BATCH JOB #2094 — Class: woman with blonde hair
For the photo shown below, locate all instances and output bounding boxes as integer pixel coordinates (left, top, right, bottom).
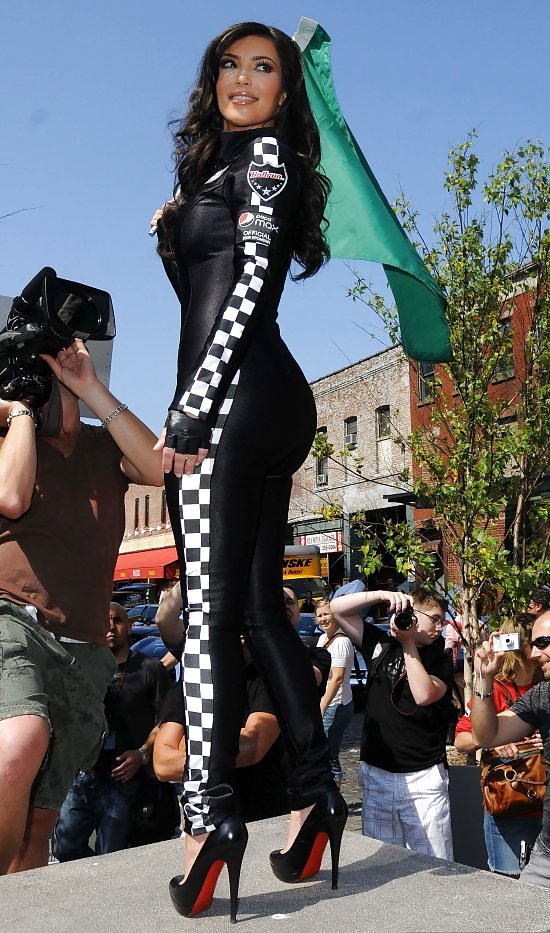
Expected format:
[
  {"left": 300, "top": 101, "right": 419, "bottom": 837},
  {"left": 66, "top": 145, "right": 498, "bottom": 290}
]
[{"left": 315, "top": 599, "right": 355, "bottom": 789}]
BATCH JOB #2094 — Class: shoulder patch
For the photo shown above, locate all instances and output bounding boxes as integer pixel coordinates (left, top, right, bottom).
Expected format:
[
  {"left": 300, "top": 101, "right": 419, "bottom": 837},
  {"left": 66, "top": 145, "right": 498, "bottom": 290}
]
[
  {"left": 247, "top": 161, "right": 287, "bottom": 201},
  {"left": 237, "top": 210, "right": 279, "bottom": 247}
]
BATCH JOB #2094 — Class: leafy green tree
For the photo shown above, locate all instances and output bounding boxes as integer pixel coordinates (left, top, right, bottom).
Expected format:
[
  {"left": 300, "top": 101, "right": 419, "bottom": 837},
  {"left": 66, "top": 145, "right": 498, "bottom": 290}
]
[{"left": 345, "top": 135, "right": 549, "bottom": 696}]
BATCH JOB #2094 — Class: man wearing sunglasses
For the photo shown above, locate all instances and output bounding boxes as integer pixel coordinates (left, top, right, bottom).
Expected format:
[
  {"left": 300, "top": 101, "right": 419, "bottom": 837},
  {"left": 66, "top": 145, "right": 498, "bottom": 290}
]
[{"left": 472, "top": 609, "right": 550, "bottom": 887}]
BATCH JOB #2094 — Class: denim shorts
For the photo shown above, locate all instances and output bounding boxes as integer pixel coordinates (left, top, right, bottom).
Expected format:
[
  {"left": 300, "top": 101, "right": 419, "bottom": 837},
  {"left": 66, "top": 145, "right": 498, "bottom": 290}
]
[{"left": 0, "top": 600, "right": 116, "bottom": 811}]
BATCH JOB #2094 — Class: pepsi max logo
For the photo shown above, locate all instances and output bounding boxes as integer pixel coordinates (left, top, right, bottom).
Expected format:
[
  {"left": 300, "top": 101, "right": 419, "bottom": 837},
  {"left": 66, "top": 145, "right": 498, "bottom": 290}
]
[{"left": 238, "top": 212, "right": 279, "bottom": 233}]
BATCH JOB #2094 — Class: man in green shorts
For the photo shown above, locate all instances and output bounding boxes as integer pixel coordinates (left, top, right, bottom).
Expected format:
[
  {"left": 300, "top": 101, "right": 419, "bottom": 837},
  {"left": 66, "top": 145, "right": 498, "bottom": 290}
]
[{"left": 0, "top": 338, "right": 163, "bottom": 873}]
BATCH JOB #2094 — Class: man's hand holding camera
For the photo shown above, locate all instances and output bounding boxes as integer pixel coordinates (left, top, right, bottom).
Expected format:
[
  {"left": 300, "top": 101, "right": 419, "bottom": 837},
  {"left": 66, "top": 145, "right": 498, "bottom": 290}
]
[
  {"left": 40, "top": 338, "right": 99, "bottom": 405},
  {"left": 474, "top": 633, "right": 506, "bottom": 687},
  {"left": 390, "top": 603, "right": 418, "bottom": 645}
]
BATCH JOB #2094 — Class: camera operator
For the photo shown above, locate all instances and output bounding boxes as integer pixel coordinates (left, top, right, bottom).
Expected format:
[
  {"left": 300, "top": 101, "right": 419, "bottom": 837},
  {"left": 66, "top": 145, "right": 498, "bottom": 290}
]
[
  {"left": 471, "top": 609, "right": 550, "bottom": 887},
  {"left": 331, "top": 586, "right": 455, "bottom": 860},
  {"left": 0, "top": 337, "right": 163, "bottom": 874}
]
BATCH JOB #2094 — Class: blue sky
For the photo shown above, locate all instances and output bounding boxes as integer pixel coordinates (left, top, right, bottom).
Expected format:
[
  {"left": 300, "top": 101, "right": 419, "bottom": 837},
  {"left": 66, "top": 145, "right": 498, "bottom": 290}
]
[{"left": 1, "top": 0, "right": 548, "bottom": 430}]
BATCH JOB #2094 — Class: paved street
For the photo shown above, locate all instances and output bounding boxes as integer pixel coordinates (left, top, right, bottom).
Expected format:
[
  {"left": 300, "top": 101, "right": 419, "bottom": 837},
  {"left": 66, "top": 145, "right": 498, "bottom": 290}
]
[{"left": 338, "top": 710, "right": 364, "bottom": 833}]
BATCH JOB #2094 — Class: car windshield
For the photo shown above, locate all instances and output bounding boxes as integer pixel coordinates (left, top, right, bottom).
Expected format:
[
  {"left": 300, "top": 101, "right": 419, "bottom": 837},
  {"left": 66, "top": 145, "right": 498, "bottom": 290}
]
[
  {"left": 286, "top": 579, "right": 326, "bottom": 600},
  {"left": 297, "top": 615, "right": 322, "bottom": 638}
]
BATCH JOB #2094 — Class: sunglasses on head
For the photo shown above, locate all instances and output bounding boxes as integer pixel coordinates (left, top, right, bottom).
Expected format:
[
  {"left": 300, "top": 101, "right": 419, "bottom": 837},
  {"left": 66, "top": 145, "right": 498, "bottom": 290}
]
[{"left": 531, "top": 635, "right": 550, "bottom": 650}]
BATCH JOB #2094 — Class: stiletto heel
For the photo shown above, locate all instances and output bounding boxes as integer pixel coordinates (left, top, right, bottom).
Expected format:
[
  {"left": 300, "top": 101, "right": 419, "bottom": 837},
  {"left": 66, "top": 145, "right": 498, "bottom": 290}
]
[
  {"left": 269, "top": 790, "right": 348, "bottom": 888},
  {"left": 169, "top": 815, "right": 248, "bottom": 921},
  {"left": 227, "top": 841, "right": 246, "bottom": 923}
]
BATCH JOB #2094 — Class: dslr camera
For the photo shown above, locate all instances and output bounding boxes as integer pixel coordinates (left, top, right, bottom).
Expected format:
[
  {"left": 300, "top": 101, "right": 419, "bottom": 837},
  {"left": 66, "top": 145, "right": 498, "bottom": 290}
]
[
  {"left": 0, "top": 267, "right": 115, "bottom": 434},
  {"left": 394, "top": 604, "right": 416, "bottom": 631},
  {"left": 492, "top": 632, "right": 520, "bottom": 652}
]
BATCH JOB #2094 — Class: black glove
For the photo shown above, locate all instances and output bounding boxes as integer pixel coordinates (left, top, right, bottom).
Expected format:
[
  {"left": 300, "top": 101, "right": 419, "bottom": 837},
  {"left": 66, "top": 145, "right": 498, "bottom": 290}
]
[{"left": 164, "top": 409, "right": 211, "bottom": 456}]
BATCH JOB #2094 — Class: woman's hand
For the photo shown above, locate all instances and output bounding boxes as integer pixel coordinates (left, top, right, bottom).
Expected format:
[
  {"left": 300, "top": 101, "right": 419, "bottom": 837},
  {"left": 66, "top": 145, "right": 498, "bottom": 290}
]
[
  {"left": 149, "top": 199, "right": 176, "bottom": 236},
  {"left": 521, "top": 730, "right": 544, "bottom": 751},
  {"left": 154, "top": 410, "right": 211, "bottom": 476},
  {"left": 493, "top": 743, "right": 519, "bottom": 758}
]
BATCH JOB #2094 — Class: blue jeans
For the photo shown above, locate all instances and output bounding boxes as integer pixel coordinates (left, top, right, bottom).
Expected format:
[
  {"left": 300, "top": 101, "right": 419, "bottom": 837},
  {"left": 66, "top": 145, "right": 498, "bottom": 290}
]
[
  {"left": 322, "top": 701, "right": 354, "bottom": 781},
  {"left": 52, "top": 770, "right": 140, "bottom": 860},
  {"left": 483, "top": 809, "right": 542, "bottom": 876}
]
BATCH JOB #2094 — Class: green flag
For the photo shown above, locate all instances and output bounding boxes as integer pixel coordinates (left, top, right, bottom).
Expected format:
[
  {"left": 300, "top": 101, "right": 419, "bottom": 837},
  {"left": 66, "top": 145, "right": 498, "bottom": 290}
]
[{"left": 294, "top": 18, "right": 451, "bottom": 363}]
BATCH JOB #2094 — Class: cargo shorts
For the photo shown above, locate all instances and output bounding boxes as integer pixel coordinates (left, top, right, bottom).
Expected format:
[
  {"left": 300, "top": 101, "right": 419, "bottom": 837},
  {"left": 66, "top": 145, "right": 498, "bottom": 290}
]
[{"left": 0, "top": 599, "right": 117, "bottom": 811}]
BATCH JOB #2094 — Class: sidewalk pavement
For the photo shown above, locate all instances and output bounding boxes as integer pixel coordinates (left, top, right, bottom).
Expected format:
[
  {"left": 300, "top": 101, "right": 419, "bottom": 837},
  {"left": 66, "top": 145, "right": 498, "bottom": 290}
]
[
  {"left": 3, "top": 813, "right": 550, "bottom": 932},
  {"left": 338, "top": 709, "right": 364, "bottom": 833}
]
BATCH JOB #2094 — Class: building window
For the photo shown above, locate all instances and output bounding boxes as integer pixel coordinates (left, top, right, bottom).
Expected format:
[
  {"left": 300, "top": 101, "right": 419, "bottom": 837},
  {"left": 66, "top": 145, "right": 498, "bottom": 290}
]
[
  {"left": 498, "top": 415, "right": 519, "bottom": 476},
  {"left": 376, "top": 406, "right": 392, "bottom": 474},
  {"left": 144, "top": 495, "right": 150, "bottom": 529},
  {"left": 344, "top": 416, "right": 357, "bottom": 448},
  {"left": 418, "top": 361, "right": 435, "bottom": 403},
  {"left": 493, "top": 317, "right": 515, "bottom": 381},
  {"left": 161, "top": 490, "right": 167, "bottom": 525},
  {"left": 375, "top": 405, "right": 391, "bottom": 439},
  {"left": 316, "top": 426, "right": 329, "bottom": 486},
  {"left": 133, "top": 498, "right": 140, "bottom": 531}
]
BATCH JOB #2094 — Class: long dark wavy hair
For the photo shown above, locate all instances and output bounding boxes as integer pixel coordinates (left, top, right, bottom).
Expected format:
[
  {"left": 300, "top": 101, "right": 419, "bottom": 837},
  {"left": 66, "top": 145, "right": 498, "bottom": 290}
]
[{"left": 158, "top": 22, "right": 330, "bottom": 280}]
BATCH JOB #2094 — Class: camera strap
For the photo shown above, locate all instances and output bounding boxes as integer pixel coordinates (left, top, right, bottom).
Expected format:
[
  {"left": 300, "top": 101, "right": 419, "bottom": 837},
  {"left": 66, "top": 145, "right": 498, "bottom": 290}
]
[{"left": 36, "top": 378, "right": 62, "bottom": 437}]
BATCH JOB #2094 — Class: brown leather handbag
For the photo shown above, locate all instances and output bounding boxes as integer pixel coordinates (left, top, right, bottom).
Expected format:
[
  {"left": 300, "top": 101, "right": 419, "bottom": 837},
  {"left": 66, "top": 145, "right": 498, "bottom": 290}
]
[{"left": 480, "top": 742, "right": 547, "bottom": 816}]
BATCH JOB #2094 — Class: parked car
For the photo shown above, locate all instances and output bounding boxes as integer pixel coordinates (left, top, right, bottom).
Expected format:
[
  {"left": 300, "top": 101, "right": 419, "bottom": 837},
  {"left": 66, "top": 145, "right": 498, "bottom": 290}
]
[
  {"left": 112, "top": 583, "right": 154, "bottom": 609},
  {"left": 296, "top": 612, "right": 322, "bottom": 649},
  {"left": 129, "top": 616, "right": 180, "bottom": 683},
  {"left": 127, "top": 603, "right": 160, "bottom": 625}
]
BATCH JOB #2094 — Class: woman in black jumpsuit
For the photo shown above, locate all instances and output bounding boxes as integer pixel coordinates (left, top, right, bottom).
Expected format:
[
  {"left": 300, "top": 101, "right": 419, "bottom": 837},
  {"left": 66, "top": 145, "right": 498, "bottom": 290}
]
[{"left": 155, "top": 23, "right": 347, "bottom": 920}]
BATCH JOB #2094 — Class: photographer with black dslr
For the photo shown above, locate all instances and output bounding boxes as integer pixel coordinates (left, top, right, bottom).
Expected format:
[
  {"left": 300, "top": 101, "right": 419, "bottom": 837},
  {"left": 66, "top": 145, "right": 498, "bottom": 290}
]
[
  {"left": 331, "top": 586, "right": 455, "bottom": 860},
  {"left": 0, "top": 289, "right": 163, "bottom": 874}
]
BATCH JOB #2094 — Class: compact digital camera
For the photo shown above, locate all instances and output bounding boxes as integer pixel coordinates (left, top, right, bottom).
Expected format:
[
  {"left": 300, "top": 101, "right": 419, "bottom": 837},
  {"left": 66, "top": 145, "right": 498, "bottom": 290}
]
[{"left": 492, "top": 632, "right": 520, "bottom": 652}]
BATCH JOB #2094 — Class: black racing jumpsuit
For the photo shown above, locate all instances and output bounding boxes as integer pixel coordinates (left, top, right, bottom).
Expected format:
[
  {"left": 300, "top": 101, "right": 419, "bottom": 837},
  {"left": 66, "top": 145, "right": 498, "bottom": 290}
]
[{"left": 163, "top": 130, "right": 332, "bottom": 834}]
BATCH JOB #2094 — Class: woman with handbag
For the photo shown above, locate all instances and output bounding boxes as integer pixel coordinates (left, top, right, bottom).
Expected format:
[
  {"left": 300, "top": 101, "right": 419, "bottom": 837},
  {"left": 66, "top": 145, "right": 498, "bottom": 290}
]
[{"left": 454, "top": 615, "right": 544, "bottom": 876}]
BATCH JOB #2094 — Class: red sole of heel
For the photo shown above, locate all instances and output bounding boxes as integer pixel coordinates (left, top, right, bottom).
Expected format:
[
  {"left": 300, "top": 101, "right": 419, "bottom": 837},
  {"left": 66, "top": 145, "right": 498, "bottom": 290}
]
[
  {"left": 298, "top": 832, "right": 329, "bottom": 881},
  {"left": 191, "top": 860, "right": 224, "bottom": 916}
]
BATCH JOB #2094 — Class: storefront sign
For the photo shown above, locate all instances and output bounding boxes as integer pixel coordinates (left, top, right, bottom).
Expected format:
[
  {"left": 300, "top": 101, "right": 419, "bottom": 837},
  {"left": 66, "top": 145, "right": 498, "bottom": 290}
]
[{"left": 298, "top": 531, "right": 344, "bottom": 553}]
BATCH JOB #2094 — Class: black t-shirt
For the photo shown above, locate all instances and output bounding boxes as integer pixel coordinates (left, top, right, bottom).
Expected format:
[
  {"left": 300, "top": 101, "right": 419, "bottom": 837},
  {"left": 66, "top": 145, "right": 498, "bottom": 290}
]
[
  {"left": 94, "top": 650, "right": 171, "bottom": 776},
  {"left": 161, "top": 665, "right": 289, "bottom": 822},
  {"left": 307, "top": 646, "right": 331, "bottom": 696},
  {"left": 510, "top": 681, "right": 550, "bottom": 849},
  {"left": 360, "top": 622, "right": 454, "bottom": 772}
]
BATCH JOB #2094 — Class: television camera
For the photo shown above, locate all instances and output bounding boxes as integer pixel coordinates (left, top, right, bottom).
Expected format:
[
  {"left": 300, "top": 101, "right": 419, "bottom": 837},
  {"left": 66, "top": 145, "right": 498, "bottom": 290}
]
[{"left": 0, "top": 267, "right": 115, "bottom": 434}]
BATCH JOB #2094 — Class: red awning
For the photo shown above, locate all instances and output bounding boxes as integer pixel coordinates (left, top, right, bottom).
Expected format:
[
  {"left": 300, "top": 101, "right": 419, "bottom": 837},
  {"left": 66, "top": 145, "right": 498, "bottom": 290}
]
[{"left": 114, "top": 547, "right": 179, "bottom": 581}]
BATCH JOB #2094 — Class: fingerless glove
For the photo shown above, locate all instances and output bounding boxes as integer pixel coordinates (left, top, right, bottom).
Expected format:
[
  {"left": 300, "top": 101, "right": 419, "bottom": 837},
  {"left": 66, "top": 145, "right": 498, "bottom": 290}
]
[{"left": 164, "top": 410, "right": 211, "bottom": 455}]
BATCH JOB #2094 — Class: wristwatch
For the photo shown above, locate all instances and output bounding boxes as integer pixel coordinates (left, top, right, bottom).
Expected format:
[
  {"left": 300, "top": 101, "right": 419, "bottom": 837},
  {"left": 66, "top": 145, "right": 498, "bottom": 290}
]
[{"left": 138, "top": 745, "right": 151, "bottom": 765}]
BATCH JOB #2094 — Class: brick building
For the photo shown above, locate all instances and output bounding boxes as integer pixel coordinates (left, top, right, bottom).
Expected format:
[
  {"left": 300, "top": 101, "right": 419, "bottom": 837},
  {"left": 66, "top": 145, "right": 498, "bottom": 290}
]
[
  {"left": 288, "top": 345, "right": 413, "bottom": 588},
  {"left": 114, "top": 485, "right": 178, "bottom": 584},
  {"left": 409, "top": 269, "right": 543, "bottom": 588}
]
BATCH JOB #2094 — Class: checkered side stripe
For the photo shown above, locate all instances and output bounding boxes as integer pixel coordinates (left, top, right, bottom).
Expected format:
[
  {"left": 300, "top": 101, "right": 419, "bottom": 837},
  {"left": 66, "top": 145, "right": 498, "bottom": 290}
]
[
  {"left": 179, "top": 374, "right": 239, "bottom": 835},
  {"left": 178, "top": 137, "right": 281, "bottom": 418}
]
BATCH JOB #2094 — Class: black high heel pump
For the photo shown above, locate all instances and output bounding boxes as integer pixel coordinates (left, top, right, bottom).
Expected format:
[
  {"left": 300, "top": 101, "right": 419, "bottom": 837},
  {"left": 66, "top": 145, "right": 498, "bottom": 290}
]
[
  {"left": 169, "top": 815, "right": 248, "bottom": 923},
  {"left": 269, "top": 790, "right": 348, "bottom": 889}
]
